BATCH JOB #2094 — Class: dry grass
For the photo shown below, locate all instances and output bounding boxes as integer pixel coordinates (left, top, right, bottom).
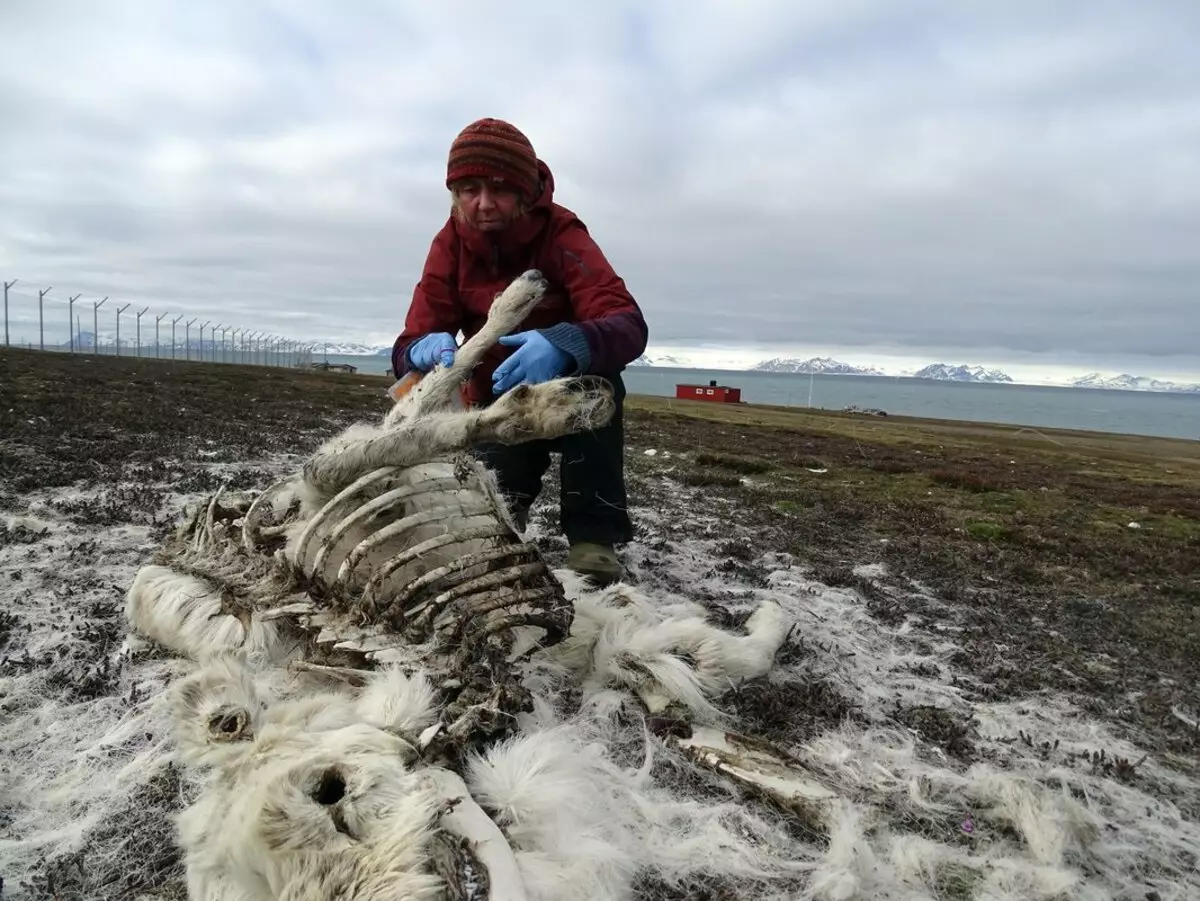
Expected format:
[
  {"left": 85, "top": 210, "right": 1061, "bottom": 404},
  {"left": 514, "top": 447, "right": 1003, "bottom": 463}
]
[
  {"left": 3, "top": 347, "right": 1199, "bottom": 899},
  {"left": 625, "top": 394, "right": 1200, "bottom": 758}
]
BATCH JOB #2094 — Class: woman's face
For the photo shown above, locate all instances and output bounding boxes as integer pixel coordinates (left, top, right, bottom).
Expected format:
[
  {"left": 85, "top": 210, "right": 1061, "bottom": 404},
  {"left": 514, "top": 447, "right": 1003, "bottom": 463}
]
[{"left": 453, "top": 178, "right": 521, "bottom": 231}]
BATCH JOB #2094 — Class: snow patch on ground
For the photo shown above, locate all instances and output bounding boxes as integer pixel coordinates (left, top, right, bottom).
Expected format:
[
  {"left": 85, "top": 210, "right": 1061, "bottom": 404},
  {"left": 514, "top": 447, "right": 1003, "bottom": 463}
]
[
  {"left": 1, "top": 456, "right": 1197, "bottom": 900},
  {"left": 616, "top": 478, "right": 1200, "bottom": 900},
  {"left": 0, "top": 457, "right": 297, "bottom": 900}
]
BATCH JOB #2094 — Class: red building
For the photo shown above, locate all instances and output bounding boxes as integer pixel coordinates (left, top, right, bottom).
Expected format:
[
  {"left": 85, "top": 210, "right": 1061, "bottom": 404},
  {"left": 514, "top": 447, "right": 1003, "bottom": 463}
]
[{"left": 675, "top": 380, "right": 743, "bottom": 404}]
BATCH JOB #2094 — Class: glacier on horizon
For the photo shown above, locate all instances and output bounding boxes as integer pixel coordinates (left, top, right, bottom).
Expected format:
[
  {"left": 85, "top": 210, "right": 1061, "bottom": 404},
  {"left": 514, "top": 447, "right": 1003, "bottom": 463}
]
[
  {"left": 1071, "top": 372, "right": 1200, "bottom": 394},
  {"left": 56, "top": 330, "right": 1194, "bottom": 394}
]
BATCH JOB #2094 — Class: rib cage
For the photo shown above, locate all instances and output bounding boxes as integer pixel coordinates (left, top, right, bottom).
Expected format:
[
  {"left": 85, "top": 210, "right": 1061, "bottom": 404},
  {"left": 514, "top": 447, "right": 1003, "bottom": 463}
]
[
  {"left": 138, "top": 269, "right": 614, "bottom": 754},
  {"left": 245, "top": 454, "right": 577, "bottom": 752}
]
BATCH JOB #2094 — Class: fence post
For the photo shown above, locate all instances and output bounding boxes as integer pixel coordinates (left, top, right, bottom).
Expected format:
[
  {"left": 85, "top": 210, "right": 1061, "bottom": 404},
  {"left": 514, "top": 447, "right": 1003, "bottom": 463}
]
[
  {"left": 68, "top": 294, "right": 81, "bottom": 352},
  {"left": 2, "top": 279, "right": 14, "bottom": 347},
  {"left": 93, "top": 297, "right": 107, "bottom": 354},
  {"left": 171, "top": 315, "right": 183, "bottom": 359},
  {"left": 185, "top": 318, "right": 196, "bottom": 360},
  {"left": 155, "top": 312, "right": 167, "bottom": 358},
  {"left": 115, "top": 303, "right": 131, "bottom": 356},
  {"left": 135, "top": 306, "right": 149, "bottom": 357},
  {"left": 38, "top": 286, "right": 52, "bottom": 351}
]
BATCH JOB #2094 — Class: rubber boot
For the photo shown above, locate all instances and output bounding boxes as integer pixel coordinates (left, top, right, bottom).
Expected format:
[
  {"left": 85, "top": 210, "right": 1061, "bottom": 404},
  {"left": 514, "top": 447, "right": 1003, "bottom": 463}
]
[{"left": 567, "top": 541, "right": 624, "bottom": 587}]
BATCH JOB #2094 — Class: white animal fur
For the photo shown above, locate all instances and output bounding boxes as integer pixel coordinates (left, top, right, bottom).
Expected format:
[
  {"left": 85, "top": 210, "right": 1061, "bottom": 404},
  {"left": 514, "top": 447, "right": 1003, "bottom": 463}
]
[
  {"left": 123, "top": 268, "right": 807, "bottom": 900},
  {"left": 169, "top": 648, "right": 807, "bottom": 901},
  {"left": 547, "top": 570, "right": 791, "bottom": 720}
]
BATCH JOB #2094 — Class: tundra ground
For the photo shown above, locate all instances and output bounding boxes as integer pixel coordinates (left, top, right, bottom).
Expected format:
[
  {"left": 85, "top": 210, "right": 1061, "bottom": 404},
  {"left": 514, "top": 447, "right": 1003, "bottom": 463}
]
[{"left": 1, "top": 347, "right": 1197, "bottom": 900}]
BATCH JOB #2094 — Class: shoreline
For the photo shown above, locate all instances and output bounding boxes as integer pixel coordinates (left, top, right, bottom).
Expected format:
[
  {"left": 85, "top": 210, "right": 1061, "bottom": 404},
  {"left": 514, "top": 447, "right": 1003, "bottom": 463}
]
[
  {"left": 8, "top": 344, "right": 1197, "bottom": 445},
  {"left": 626, "top": 392, "right": 1200, "bottom": 450}
]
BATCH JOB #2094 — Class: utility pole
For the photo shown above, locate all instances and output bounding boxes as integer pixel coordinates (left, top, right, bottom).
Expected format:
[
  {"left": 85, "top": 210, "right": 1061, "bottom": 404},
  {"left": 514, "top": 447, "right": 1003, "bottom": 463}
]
[
  {"left": 115, "top": 303, "right": 131, "bottom": 356},
  {"left": 135, "top": 306, "right": 149, "bottom": 357},
  {"left": 155, "top": 311, "right": 167, "bottom": 358},
  {"left": 3, "top": 278, "right": 15, "bottom": 346},
  {"left": 38, "top": 286, "right": 52, "bottom": 351},
  {"left": 68, "top": 294, "right": 81, "bottom": 352},
  {"left": 93, "top": 297, "right": 107, "bottom": 354},
  {"left": 171, "top": 315, "right": 183, "bottom": 359}
]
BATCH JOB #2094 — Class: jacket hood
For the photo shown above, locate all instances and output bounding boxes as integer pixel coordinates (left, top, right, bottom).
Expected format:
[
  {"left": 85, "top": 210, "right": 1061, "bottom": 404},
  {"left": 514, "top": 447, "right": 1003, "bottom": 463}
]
[{"left": 529, "top": 159, "right": 555, "bottom": 211}]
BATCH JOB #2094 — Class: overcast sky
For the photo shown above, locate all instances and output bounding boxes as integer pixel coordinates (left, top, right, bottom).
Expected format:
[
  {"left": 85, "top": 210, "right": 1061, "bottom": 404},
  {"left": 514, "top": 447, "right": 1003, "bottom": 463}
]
[{"left": 2, "top": 1, "right": 1197, "bottom": 380}]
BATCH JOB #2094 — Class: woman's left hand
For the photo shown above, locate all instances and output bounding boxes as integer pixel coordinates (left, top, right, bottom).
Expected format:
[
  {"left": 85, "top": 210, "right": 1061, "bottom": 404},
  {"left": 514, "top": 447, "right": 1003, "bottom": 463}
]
[{"left": 492, "top": 331, "right": 571, "bottom": 393}]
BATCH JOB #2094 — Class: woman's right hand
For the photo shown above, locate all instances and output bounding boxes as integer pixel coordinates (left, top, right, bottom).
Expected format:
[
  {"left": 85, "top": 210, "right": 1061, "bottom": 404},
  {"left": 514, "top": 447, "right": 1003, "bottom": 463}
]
[{"left": 407, "top": 332, "right": 457, "bottom": 371}]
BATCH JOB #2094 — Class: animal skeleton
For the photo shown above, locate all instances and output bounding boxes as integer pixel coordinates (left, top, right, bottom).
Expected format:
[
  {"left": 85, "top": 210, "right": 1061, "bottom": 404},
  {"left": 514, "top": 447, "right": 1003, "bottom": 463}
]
[{"left": 123, "top": 269, "right": 826, "bottom": 900}]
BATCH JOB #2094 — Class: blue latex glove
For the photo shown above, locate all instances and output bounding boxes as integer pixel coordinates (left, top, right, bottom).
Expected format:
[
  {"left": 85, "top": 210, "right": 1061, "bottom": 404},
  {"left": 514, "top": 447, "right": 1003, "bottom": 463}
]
[
  {"left": 407, "top": 332, "right": 457, "bottom": 371},
  {"left": 492, "top": 330, "right": 572, "bottom": 394}
]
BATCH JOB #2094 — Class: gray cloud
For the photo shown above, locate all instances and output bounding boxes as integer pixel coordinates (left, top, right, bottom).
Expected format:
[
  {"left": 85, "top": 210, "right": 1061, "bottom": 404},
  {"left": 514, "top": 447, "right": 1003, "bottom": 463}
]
[{"left": 1, "top": 0, "right": 1198, "bottom": 373}]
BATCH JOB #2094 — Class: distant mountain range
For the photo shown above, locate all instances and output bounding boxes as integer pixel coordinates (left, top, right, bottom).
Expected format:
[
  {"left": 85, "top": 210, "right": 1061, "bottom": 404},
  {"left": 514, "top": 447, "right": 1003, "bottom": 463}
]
[
  {"left": 630, "top": 353, "right": 689, "bottom": 368},
  {"left": 305, "top": 347, "right": 1200, "bottom": 393},
  {"left": 752, "top": 356, "right": 887, "bottom": 376},
  {"left": 309, "top": 342, "right": 392, "bottom": 356},
  {"left": 904, "top": 363, "right": 1014, "bottom": 384},
  {"left": 1070, "top": 372, "right": 1200, "bottom": 394},
  {"left": 48, "top": 330, "right": 1194, "bottom": 394},
  {"left": 630, "top": 354, "right": 1199, "bottom": 393},
  {"left": 747, "top": 357, "right": 1014, "bottom": 384},
  {"left": 50, "top": 330, "right": 310, "bottom": 353}
]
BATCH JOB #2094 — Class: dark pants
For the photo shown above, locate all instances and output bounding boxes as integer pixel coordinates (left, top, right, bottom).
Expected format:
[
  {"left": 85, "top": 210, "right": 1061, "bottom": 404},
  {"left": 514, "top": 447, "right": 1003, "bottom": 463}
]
[{"left": 475, "top": 373, "right": 633, "bottom": 547}]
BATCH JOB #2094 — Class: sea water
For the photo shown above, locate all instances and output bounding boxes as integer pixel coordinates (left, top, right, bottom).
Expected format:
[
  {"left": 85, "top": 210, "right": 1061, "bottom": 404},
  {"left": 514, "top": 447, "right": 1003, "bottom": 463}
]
[{"left": 314, "top": 355, "right": 1200, "bottom": 443}]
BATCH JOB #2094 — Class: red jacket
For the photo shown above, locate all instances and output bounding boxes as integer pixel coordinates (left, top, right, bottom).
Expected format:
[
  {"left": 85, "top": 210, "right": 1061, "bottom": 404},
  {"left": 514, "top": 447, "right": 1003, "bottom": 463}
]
[{"left": 392, "top": 159, "right": 649, "bottom": 408}]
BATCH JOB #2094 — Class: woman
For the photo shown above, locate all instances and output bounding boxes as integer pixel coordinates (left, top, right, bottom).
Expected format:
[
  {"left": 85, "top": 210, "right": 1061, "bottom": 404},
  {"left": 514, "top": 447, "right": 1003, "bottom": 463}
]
[{"left": 392, "top": 117, "right": 649, "bottom": 585}]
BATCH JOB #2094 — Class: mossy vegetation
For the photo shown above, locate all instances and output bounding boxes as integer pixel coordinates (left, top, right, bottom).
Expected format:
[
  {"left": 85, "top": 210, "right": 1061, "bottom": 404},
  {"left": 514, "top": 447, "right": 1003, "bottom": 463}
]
[
  {"left": 3, "top": 346, "right": 1197, "bottom": 757},
  {"left": 626, "top": 393, "right": 1200, "bottom": 756}
]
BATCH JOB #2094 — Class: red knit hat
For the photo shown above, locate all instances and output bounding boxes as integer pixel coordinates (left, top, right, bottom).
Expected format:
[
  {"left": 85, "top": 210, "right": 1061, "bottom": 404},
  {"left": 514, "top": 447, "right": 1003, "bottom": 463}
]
[{"left": 446, "top": 118, "right": 540, "bottom": 200}]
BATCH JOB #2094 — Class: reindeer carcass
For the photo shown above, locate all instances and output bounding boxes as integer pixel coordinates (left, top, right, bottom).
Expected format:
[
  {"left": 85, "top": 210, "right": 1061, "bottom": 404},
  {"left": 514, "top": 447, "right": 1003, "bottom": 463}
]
[{"left": 123, "top": 270, "right": 831, "bottom": 901}]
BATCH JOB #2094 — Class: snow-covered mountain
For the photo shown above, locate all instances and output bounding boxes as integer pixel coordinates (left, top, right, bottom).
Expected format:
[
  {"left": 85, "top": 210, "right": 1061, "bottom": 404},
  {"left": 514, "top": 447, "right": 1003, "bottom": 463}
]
[
  {"left": 906, "top": 363, "right": 1014, "bottom": 384},
  {"left": 306, "top": 341, "right": 390, "bottom": 355},
  {"left": 56, "top": 330, "right": 220, "bottom": 351},
  {"left": 63, "top": 331, "right": 320, "bottom": 349},
  {"left": 119, "top": 330, "right": 1196, "bottom": 393},
  {"left": 629, "top": 353, "right": 690, "bottom": 367},
  {"left": 752, "top": 356, "right": 886, "bottom": 376},
  {"left": 1071, "top": 372, "right": 1200, "bottom": 393}
]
